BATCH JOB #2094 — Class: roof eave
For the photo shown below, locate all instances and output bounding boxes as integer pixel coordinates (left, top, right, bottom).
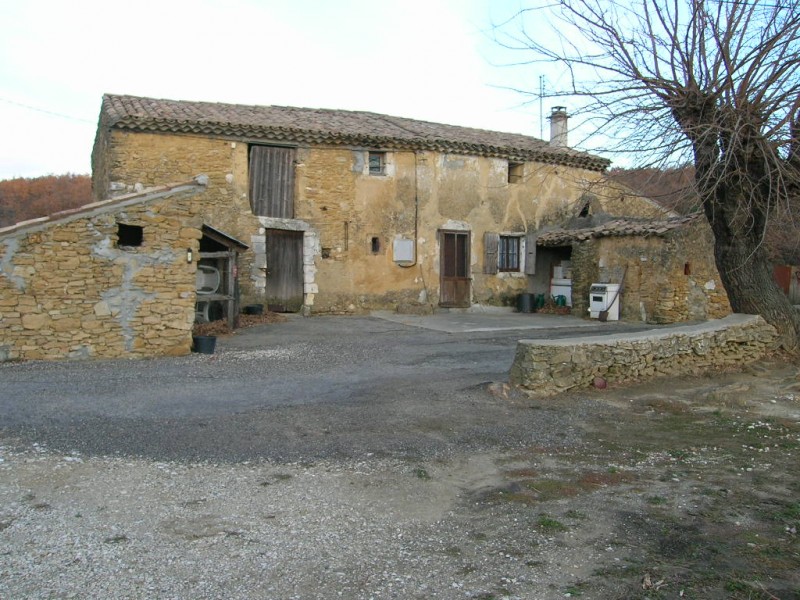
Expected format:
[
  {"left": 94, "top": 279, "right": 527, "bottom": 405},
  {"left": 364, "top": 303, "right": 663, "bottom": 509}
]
[{"left": 109, "top": 117, "right": 610, "bottom": 172}]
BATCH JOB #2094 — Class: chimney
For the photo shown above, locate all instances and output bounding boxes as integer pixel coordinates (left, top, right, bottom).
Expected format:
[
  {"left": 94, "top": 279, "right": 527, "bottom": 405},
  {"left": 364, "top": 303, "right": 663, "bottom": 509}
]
[{"left": 548, "top": 106, "right": 569, "bottom": 147}]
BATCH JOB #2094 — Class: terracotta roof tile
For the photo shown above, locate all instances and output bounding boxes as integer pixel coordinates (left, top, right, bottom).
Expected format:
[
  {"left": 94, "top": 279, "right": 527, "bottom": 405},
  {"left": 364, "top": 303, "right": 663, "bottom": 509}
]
[
  {"left": 536, "top": 214, "right": 700, "bottom": 246},
  {"left": 99, "top": 94, "right": 610, "bottom": 172}
]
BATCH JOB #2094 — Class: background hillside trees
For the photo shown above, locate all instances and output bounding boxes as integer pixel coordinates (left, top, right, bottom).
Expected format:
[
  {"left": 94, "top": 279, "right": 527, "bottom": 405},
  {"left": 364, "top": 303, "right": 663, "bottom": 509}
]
[{"left": 0, "top": 174, "right": 91, "bottom": 227}]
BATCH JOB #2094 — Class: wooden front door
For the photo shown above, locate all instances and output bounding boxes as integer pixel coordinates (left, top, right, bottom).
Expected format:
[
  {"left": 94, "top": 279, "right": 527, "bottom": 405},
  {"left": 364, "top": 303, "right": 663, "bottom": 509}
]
[
  {"left": 265, "top": 229, "right": 304, "bottom": 312},
  {"left": 439, "top": 230, "right": 471, "bottom": 307}
]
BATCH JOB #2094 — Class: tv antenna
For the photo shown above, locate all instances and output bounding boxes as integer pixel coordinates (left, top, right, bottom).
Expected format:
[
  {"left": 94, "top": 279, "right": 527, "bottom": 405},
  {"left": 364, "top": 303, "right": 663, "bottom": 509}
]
[{"left": 539, "top": 75, "right": 546, "bottom": 139}]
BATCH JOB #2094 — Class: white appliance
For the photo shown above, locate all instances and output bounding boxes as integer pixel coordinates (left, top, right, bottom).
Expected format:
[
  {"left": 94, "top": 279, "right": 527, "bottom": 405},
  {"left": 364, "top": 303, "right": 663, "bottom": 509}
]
[
  {"left": 588, "top": 283, "right": 620, "bottom": 320},
  {"left": 196, "top": 265, "right": 221, "bottom": 294},
  {"left": 550, "top": 278, "right": 572, "bottom": 306}
]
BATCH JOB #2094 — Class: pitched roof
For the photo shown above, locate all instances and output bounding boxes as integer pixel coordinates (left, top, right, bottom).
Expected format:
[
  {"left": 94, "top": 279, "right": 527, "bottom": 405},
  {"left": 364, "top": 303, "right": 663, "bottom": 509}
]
[
  {"left": 0, "top": 177, "right": 208, "bottom": 239},
  {"left": 536, "top": 214, "right": 700, "bottom": 246},
  {"left": 99, "top": 94, "right": 610, "bottom": 172}
]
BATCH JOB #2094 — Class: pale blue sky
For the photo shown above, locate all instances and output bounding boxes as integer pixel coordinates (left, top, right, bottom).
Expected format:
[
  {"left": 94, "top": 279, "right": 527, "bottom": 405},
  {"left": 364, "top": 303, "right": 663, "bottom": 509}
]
[{"left": 0, "top": 0, "right": 574, "bottom": 180}]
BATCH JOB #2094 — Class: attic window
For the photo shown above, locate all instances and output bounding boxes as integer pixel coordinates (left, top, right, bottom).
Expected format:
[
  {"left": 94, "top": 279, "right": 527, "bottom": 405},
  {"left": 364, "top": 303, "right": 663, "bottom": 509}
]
[
  {"left": 368, "top": 152, "right": 386, "bottom": 175},
  {"left": 508, "top": 161, "right": 524, "bottom": 184},
  {"left": 117, "top": 223, "right": 143, "bottom": 247},
  {"left": 578, "top": 202, "right": 591, "bottom": 218}
]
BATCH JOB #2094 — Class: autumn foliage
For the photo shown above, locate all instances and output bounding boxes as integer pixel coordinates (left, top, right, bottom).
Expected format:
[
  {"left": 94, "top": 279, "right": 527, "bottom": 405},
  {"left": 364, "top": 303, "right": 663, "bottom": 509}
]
[
  {"left": 0, "top": 174, "right": 91, "bottom": 228},
  {"left": 608, "top": 166, "right": 698, "bottom": 215}
]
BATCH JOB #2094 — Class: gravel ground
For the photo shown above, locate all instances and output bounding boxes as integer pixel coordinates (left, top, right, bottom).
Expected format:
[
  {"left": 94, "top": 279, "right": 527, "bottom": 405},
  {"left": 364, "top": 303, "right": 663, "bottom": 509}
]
[
  {"left": 1, "top": 444, "right": 634, "bottom": 600},
  {"left": 2, "top": 315, "right": 798, "bottom": 599}
]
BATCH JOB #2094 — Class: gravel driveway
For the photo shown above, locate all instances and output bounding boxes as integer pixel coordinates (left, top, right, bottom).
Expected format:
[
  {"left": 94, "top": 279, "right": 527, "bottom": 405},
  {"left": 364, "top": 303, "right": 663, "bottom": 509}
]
[
  {"left": 2, "top": 314, "right": 798, "bottom": 599},
  {"left": 0, "top": 313, "right": 650, "bottom": 462}
]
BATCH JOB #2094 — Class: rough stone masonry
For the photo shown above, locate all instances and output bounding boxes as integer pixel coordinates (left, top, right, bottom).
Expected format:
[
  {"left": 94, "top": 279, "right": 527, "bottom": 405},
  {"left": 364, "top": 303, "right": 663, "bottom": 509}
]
[{"left": 510, "top": 314, "right": 778, "bottom": 396}]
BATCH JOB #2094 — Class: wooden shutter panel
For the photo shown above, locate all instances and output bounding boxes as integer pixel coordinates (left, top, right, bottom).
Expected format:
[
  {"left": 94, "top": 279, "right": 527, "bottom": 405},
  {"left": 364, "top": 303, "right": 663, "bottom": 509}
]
[
  {"left": 524, "top": 231, "right": 537, "bottom": 275},
  {"left": 483, "top": 232, "right": 499, "bottom": 274},
  {"left": 249, "top": 146, "right": 296, "bottom": 217}
]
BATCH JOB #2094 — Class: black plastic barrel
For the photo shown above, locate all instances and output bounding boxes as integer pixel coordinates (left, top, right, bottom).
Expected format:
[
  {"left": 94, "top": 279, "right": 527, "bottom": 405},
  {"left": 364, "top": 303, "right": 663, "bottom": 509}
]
[
  {"left": 243, "top": 304, "right": 264, "bottom": 315},
  {"left": 517, "top": 293, "right": 535, "bottom": 313}
]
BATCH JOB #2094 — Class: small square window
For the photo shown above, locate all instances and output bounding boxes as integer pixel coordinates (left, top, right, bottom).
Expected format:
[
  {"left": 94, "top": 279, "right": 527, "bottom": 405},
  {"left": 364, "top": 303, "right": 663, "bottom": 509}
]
[
  {"left": 117, "top": 223, "right": 143, "bottom": 247},
  {"left": 499, "top": 235, "right": 521, "bottom": 272},
  {"left": 368, "top": 151, "right": 386, "bottom": 175},
  {"left": 508, "top": 161, "right": 524, "bottom": 184}
]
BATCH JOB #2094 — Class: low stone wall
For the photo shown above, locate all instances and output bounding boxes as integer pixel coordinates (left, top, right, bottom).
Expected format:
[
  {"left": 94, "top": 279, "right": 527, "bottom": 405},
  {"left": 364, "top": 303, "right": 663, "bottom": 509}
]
[{"left": 509, "top": 314, "right": 777, "bottom": 396}]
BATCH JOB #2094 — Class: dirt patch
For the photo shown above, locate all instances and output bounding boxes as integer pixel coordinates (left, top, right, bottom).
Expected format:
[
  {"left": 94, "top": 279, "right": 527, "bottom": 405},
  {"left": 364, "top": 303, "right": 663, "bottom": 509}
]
[
  {"left": 1, "top": 358, "right": 799, "bottom": 599},
  {"left": 472, "top": 358, "right": 800, "bottom": 598},
  {"left": 192, "top": 311, "right": 287, "bottom": 337}
]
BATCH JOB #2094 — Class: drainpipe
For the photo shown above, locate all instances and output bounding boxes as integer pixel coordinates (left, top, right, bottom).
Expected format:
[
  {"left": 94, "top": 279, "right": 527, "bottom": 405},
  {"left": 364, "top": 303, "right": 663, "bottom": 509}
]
[{"left": 398, "top": 151, "right": 419, "bottom": 268}]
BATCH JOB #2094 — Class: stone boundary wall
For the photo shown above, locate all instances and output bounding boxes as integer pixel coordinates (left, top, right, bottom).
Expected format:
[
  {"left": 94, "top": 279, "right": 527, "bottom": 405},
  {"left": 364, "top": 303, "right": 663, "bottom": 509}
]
[{"left": 509, "top": 314, "right": 777, "bottom": 396}]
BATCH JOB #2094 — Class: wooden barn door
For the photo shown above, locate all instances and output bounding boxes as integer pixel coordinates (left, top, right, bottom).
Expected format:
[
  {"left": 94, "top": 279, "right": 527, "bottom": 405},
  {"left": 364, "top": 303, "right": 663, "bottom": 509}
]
[
  {"left": 265, "top": 229, "right": 304, "bottom": 312},
  {"left": 249, "top": 146, "right": 295, "bottom": 217},
  {"left": 439, "top": 230, "right": 471, "bottom": 307}
]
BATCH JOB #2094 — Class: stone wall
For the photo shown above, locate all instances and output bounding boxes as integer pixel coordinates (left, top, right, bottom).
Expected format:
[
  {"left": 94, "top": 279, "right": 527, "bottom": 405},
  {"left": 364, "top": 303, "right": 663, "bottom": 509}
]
[
  {"left": 95, "top": 128, "right": 670, "bottom": 314},
  {"left": 0, "top": 185, "right": 203, "bottom": 361},
  {"left": 509, "top": 314, "right": 777, "bottom": 396},
  {"left": 569, "top": 220, "right": 731, "bottom": 323}
]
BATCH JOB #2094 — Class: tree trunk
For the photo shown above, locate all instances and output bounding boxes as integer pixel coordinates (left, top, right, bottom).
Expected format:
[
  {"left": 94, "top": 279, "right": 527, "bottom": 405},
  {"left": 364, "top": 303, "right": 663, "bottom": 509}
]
[
  {"left": 698, "top": 158, "right": 800, "bottom": 352},
  {"left": 709, "top": 227, "right": 800, "bottom": 351},
  {"left": 681, "top": 114, "right": 800, "bottom": 352}
]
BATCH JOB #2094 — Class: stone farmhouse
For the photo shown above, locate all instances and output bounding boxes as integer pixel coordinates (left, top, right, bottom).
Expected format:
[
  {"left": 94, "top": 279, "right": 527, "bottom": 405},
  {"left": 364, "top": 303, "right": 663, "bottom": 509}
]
[
  {"left": 92, "top": 94, "right": 727, "bottom": 320},
  {"left": 0, "top": 94, "right": 731, "bottom": 361}
]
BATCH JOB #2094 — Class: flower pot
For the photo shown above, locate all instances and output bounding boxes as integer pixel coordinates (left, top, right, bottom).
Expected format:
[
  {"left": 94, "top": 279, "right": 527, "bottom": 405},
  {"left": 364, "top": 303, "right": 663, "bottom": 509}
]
[{"left": 192, "top": 335, "right": 217, "bottom": 354}]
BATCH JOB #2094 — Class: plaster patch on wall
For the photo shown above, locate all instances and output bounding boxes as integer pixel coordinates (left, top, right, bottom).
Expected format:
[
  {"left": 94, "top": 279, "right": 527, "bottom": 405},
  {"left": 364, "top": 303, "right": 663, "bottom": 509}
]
[
  {"left": 250, "top": 234, "right": 267, "bottom": 290},
  {"left": 704, "top": 280, "right": 716, "bottom": 290},
  {"left": 92, "top": 236, "right": 176, "bottom": 265},
  {"left": 440, "top": 219, "right": 470, "bottom": 231},
  {"left": 92, "top": 237, "right": 116, "bottom": 260},
  {"left": 101, "top": 280, "right": 156, "bottom": 352},
  {"left": 489, "top": 157, "right": 506, "bottom": 177},
  {"left": 303, "top": 230, "right": 320, "bottom": 308},
  {"left": 103, "top": 284, "right": 152, "bottom": 348},
  {"left": 442, "top": 155, "right": 466, "bottom": 169},
  {"left": 68, "top": 345, "right": 92, "bottom": 360},
  {"left": 1, "top": 238, "right": 26, "bottom": 290},
  {"left": 92, "top": 236, "right": 174, "bottom": 350},
  {"left": 351, "top": 151, "right": 366, "bottom": 173}
]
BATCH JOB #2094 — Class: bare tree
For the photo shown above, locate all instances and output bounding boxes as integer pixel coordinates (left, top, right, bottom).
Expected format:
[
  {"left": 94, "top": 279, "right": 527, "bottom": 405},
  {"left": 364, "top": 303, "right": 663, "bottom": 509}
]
[{"left": 497, "top": 0, "right": 800, "bottom": 349}]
